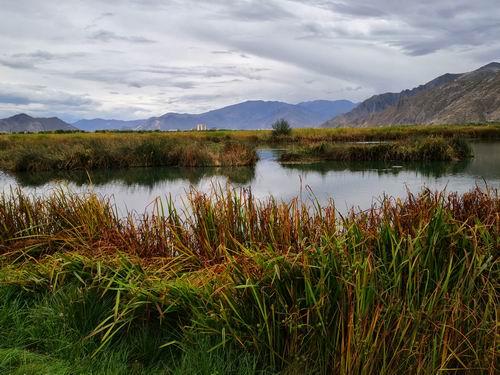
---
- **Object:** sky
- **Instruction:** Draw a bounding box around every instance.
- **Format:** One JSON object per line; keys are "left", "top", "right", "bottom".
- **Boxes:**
{"left": 0, "top": 0, "right": 499, "bottom": 122}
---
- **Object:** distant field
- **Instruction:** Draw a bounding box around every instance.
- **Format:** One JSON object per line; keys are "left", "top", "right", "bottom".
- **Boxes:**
{"left": 291, "top": 123, "right": 500, "bottom": 141}
{"left": 1, "top": 124, "right": 499, "bottom": 172}
{"left": 3, "top": 123, "right": 500, "bottom": 141}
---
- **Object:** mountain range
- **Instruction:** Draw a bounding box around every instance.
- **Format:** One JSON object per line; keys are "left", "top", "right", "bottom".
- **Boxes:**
{"left": 73, "top": 100, "right": 357, "bottom": 131}
{"left": 2, "top": 62, "right": 498, "bottom": 133}
{"left": 324, "top": 62, "right": 500, "bottom": 127}
{"left": 0, "top": 113, "right": 76, "bottom": 133}
{"left": 71, "top": 118, "right": 146, "bottom": 132}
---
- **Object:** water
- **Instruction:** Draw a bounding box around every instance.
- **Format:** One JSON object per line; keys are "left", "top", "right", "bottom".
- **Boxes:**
{"left": 1, "top": 142, "right": 498, "bottom": 214}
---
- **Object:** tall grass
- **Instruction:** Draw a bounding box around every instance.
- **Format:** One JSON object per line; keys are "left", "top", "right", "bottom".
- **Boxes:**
{"left": 0, "top": 186, "right": 498, "bottom": 373}
{"left": 0, "top": 135, "right": 257, "bottom": 172}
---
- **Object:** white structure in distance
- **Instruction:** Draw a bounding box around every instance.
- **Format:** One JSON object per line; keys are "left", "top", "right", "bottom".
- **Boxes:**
{"left": 195, "top": 123, "right": 207, "bottom": 131}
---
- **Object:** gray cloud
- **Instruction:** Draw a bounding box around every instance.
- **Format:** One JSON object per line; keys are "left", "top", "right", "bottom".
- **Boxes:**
{"left": 0, "top": 0, "right": 498, "bottom": 120}
{"left": 85, "top": 12, "right": 115, "bottom": 30}
{"left": 330, "top": 2, "right": 387, "bottom": 18}
{"left": 294, "top": 0, "right": 500, "bottom": 56}
{"left": 0, "top": 94, "right": 31, "bottom": 105}
{"left": 0, "top": 83, "right": 100, "bottom": 121}
{"left": 216, "top": 0, "right": 293, "bottom": 21}
{"left": 0, "top": 58, "right": 35, "bottom": 70}
{"left": 88, "top": 29, "right": 156, "bottom": 44}
{"left": 0, "top": 85, "right": 96, "bottom": 107}
{"left": 211, "top": 50, "right": 236, "bottom": 55}
{"left": 0, "top": 50, "right": 85, "bottom": 69}
{"left": 69, "top": 64, "right": 265, "bottom": 90}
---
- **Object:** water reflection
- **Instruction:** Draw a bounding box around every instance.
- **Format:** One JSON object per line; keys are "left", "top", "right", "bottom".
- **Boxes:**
{"left": 0, "top": 141, "right": 498, "bottom": 214}
{"left": 281, "top": 159, "right": 472, "bottom": 178}
{"left": 11, "top": 165, "right": 256, "bottom": 188}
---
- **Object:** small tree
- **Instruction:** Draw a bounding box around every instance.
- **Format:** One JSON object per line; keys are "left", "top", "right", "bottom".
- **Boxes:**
{"left": 271, "top": 118, "right": 292, "bottom": 137}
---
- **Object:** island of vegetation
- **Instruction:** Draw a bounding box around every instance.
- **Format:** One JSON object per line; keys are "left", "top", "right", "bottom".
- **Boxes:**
{"left": 0, "top": 135, "right": 257, "bottom": 172}
{"left": 279, "top": 137, "right": 472, "bottom": 163}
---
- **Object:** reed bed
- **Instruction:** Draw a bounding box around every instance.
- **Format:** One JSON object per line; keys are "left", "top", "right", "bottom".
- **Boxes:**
{"left": 0, "top": 135, "right": 257, "bottom": 172}
{"left": 280, "top": 137, "right": 473, "bottom": 163}
{"left": 0, "top": 187, "right": 498, "bottom": 374}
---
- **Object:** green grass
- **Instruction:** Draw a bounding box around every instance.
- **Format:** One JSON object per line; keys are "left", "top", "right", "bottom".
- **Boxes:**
{"left": 280, "top": 137, "right": 473, "bottom": 163}
{"left": 0, "top": 282, "right": 264, "bottom": 374}
{"left": 0, "top": 186, "right": 498, "bottom": 373}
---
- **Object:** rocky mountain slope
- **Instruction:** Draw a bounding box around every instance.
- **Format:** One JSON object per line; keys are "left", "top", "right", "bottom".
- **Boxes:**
{"left": 324, "top": 62, "right": 500, "bottom": 127}
{"left": 0, "top": 114, "right": 76, "bottom": 132}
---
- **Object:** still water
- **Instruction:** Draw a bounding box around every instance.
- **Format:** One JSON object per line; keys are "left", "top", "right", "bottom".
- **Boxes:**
{"left": 0, "top": 142, "right": 498, "bottom": 214}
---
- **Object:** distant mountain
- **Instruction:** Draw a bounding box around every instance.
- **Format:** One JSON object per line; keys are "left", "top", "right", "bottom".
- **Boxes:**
{"left": 72, "top": 118, "right": 146, "bottom": 132}
{"left": 297, "top": 100, "right": 358, "bottom": 121}
{"left": 135, "top": 100, "right": 356, "bottom": 131}
{"left": 0, "top": 113, "right": 76, "bottom": 133}
{"left": 324, "top": 62, "right": 500, "bottom": 127}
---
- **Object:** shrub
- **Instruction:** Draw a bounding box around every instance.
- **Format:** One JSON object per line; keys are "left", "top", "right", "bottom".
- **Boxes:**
{"left": 271, "top": 119, "right": 292, "bottom": 137}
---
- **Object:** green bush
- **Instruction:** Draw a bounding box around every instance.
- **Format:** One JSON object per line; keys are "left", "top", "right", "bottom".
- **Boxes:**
{"left": 271, "top": 119, "right": 292, "bottom": 137}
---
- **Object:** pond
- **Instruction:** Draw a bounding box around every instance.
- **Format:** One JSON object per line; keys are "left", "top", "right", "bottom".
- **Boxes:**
{"left": 1, "top": 141, "right": 499, "bottom": 214}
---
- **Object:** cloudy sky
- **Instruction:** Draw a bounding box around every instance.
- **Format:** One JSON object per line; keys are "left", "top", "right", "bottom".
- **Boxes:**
{"left": 0, "top": 0, "right": 499, "bottom": 122}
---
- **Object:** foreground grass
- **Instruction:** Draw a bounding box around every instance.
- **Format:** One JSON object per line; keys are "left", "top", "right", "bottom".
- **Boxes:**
{"left": 1, "top": 124, "right": 499, "bottom": 172}
{"left": 280, "top": 137, "right": 473, "bottom": 163}
{"left": 0, "top": 186, "right": 498, "bottom": 374}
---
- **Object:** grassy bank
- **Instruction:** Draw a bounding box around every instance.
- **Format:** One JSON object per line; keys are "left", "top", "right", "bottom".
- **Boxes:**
{"left": 0, "top": 134, "right": 257, "bottom": 172}
{"left": 0, "top": 187, "right": 498, "bottom": 374}
{"left": 280, "top": 137, "right": 473, "bottom": 163}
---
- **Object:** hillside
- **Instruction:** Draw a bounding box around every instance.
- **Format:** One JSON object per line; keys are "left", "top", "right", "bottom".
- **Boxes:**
{"left": 135, "top": 100, "right": 356, "bottom": 131}
{"left": 324, "top": 62, "right": 500, "bottom": 127}
{"left": 71, "top": 100, "right": 355, "bottom": 132}
{"left": 0, "top": 114, "right": 76, "bottom": 133}
{"left": 72, "top": 118, "right": 146, "bottom": 132}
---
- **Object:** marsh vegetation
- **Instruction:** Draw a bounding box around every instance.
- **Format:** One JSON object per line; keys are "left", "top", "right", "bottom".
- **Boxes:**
{"left": 279, "top": 137, "right": 472, "bottom": 163}
{"left": 0, "top": 187, "right": 498, "bottom": 374}
{"left": 0, "top": 134, "right": 257, "bottom": 172}
{"left": 0, "top": 124, "right": 499, "bottom": 374}
{"left": 1, "top": 125, "right": 499, "bottom": 173}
